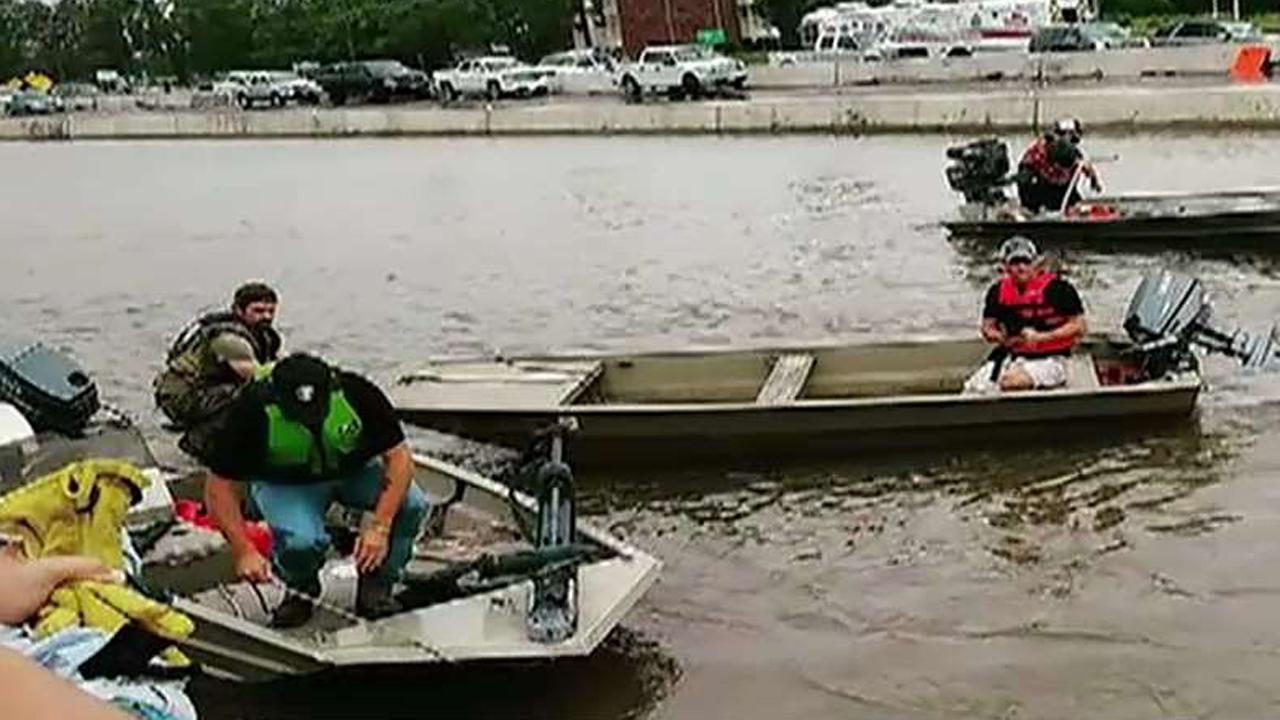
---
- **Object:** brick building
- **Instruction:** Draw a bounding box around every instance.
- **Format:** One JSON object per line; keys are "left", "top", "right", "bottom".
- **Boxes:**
{"left": 615, "top": 0, "right": 743, "bottom": 57}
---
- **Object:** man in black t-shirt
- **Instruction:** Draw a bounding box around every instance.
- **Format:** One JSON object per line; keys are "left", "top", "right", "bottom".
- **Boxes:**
{"left": 964, "top": 236, "right": 1087, "bottom": 393}
{"left": 202, "top": 353, "right": 427, "bottom": 628}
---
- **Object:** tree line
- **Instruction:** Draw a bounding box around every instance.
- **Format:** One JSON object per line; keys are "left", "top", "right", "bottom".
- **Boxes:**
{"left": 0, "top": 0, "right": 580, "bottom": 81}
{"left": 1, "top": 0, "right": 1271, "bottom": 83}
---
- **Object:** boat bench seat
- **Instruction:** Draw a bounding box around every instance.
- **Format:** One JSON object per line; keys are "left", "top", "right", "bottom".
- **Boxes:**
{"left": 393, "top": 360, "right": 604, "bottom": 410}
{"left": 756, "top": 353, "right": 815, "bottom": 405}
{"left": 1066, "top": 353, "right": 1100, "bottom": 390}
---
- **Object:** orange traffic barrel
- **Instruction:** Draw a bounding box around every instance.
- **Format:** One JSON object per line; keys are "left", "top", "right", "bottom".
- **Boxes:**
{"left": 1230, "top": 45, "right": 1273, "bottom": 83}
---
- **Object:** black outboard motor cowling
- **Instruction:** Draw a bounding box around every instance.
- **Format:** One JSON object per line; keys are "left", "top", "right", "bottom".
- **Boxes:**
{"left": 0, "top": 336, "right": 99, "bottom": 435}
{"left": 945, "top": 138, "right": 1012, "bottom": 205}
{"left": 1124, "top": 271, "right": 1280, "bottom": 372}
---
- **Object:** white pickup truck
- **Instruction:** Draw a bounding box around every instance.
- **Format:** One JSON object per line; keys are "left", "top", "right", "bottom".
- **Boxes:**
{"left": 433, "top": 56, "right": 551, "bottom": 102}
{"left": 617, "top": 45, "right": 747, "bottom": 101}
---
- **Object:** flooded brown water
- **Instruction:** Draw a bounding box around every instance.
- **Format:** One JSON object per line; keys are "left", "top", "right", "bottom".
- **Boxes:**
{"left": 7, "top": 134, "right": 1280, "bottom": 719}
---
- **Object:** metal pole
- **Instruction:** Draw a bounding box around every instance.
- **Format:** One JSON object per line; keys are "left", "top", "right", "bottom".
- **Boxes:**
{"left": 579, "top": 0, "right": 593, "bottom": 48}
{"left": 1210, "top": 0, "right": 1218, "bottom": 19}
{"left": 1232, "top": 0, "right": 1239, "bottom": 20}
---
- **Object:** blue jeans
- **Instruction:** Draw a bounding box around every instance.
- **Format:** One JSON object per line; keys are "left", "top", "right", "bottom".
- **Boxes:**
{"left": 248, "top": 461, "right": 428, "bottom": 596}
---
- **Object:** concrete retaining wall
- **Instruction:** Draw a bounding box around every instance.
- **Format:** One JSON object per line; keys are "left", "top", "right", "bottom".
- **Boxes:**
{"left": 3, "top": 84, "right": 1279, "bottom": 140}
{"left": 756, "top": 43, "right": 1267, "bottom": 89}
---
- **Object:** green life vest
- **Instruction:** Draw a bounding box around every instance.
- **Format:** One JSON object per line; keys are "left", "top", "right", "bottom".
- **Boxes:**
{"left": 262, "top": 384, "right": 364, "bottom": 478}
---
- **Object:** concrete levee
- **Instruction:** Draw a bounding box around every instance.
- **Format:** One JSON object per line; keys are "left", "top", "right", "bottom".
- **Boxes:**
{"left": 5, "top": 82, "right": 1280, "bottom": 139}
{"left": 1037, "top": 84, "right": 1280, "bottom": 129}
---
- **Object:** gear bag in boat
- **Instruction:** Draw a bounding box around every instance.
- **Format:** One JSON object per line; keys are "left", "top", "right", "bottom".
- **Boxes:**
{"left": 0, "top": 336, "right": 99, "bottom": 435}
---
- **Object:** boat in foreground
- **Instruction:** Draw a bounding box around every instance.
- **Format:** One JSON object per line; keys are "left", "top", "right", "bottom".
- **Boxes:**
{"left": 942, "top": 138, "right": 1280, "bottom": 244}
{"left": 0, "top": 414, "right": 660, "bottom": 683}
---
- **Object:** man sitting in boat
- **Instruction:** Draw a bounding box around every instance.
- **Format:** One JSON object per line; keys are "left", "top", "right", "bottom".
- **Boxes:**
{"left": 1015, "top": 118, "right": 1101, "bottom": 214}
{"left": 153, "top": 282, "right": 282, "bottom": 461}
{"left": 201, "top": 353, "right": 428, "bottom": 628}
{"left": 964, "top": 237, "right": 1087, "bottom": 393}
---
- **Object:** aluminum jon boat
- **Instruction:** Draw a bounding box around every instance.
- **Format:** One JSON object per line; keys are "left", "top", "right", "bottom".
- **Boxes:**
{"left": 942, "top": 138, "right": 1280, "bottom": 244}
{"left": 0, "top": 419, "right": 660, "bottom": 683}
{"left": 390, "top": 334, "right": 1201, "bottom": 468}
{"left": 393, "top": 269, "right": 1280, "bottom": 469}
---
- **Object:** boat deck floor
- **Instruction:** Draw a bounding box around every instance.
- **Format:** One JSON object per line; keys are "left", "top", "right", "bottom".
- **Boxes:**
{"left": 147, "top": 502, "right": 531, "bottom": 637}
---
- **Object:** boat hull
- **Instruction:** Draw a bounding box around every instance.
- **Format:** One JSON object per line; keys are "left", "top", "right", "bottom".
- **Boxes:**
{"left": 139, "top": 454, "right": 661, "bottom": 681}
{"left": 945, "top": 210, "right": 1280, "bottom": 243}
{"left": 392, "top": 337, "right": 1202, "bottom": 469}
{"left": 946, "top": 188, "right": 1280, "bottom": 244}
{"left": 399, "top": 384, "right": 1199, "bottom": 467}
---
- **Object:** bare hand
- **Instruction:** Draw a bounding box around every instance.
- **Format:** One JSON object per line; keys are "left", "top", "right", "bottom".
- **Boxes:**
{"left": 1020, "top": 328, "right": 1046, "bottom": 344}
{"left": 354, "top": 526, "right": 390, "bottom": 574}
{"left": 41, "top": 556, "right": 113, "bottom": 582}
{"left": 234, "top": 549, "right": 272, "bottom": 584}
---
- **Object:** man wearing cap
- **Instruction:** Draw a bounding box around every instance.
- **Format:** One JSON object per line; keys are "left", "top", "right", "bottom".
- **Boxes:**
{"left": 964, "top": 237, "right": 1087, "bottom": 393}
{"left": 201, "top": 353, "right": 428, "bottom": 628}
{"left": 1015, "top": 118, "right": 1102, "bottom": 214}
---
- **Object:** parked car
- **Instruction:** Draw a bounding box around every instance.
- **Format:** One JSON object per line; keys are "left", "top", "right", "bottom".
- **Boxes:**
{"left": 222, "top": 71, "right": 287, "bottom": 108}
{"left": 94, "top": 68, "right": 130, "bottom": 94}
{"left": 537, "top": 49, "right": 617, "bottom": 94}
{"left": 433, "top": 56, "right": 550, "bottom": 102}
{"left": 5, "top": 90, "right": 55, "bottom": 116}
{"left": 312, "top": 60, "right": 431, "bottom": 105}
{"left": 51, "top": 83, "right": 100, "bottom": 111}
{"left": 617, "top": 45, "right": 748, "bottom": 101}
{"left": 1151, "top": 19, "right": 1260, "bottom": 46}
{"left": 267, "top": 71, "right": 323, "bottom": 104}
{"left": 1029, "top": 22, "right": 1148, "bottom": 52}
{"left": 1221, "top": 21, "right": 1264, "bottom": 42}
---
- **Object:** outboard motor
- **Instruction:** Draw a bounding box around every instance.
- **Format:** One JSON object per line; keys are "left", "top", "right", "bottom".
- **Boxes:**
{"left": 525, "top": 418, "right": 579, "bottom": 644}
{"left": 0, "top": 336, "right": 99, "bottom": 435}
{"left": 1124, "top": 271, "right": 1280, "bottom": 374}
{"left": 945, "top": 138, "right": 1012, "bottom": 205}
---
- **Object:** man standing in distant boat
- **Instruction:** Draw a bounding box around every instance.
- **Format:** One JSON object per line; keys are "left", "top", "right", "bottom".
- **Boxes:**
{"left": 153, "top": 282, "right": 282, "bottom": 461}
{"left": 964, "top": 237, "right": 1087, "bottom": 393}
{"left": 1015, "top": 118, "right": 1101, "bottom": 214}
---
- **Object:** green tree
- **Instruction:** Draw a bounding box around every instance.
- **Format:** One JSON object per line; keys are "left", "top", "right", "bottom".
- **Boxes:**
{"left": 758, "top": 0, "right": 821, "bottom": 49}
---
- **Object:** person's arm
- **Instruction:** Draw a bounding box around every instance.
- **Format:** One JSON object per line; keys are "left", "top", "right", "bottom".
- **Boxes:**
{"left": 203, "top": 395, "right": 270, "bottom": 582}
{"left": 209, "top": 332, "right": 258, "bottom": 380}
{"left": 981, "top": 318, "right": 1006, "bottom": 344}
{"left": 353, "top": 441, "right": 414, "bottom": 573}
{"left": 204, "top": 474, "right": 271, "bottom": 583}
{"left": 980, "top": 284, "right": 1007, "bottom": 344}
{"left": 0, "top": 554, "right": 116, "bottom": 625}
{"left": 1021, "top": 314, "right": 1086, "bottom": 344}
{"left": 345, "top": 373, "right": 412, "bottom": 573}
{"left": 0, "top": 648, "right": 135, "bottom": 720}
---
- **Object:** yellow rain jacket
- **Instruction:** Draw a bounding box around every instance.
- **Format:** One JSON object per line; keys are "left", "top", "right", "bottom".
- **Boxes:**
{"left": 0, "top": 459, "right": 194, "bottom": 666}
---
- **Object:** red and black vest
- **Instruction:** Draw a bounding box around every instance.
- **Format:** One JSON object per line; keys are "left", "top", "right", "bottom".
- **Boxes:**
{"left": 997, "top": 272, "right": 1076, "bottom": 357}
